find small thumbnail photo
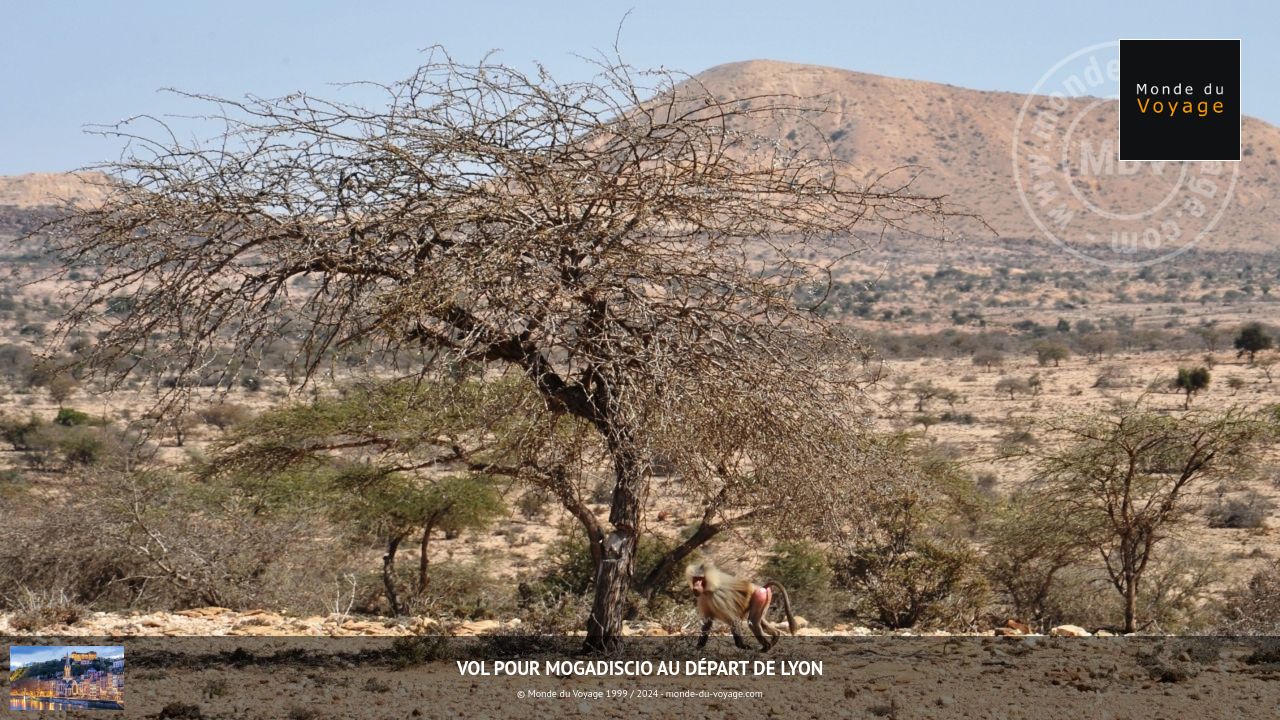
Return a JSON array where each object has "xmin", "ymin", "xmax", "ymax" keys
[{"xmin": 9, "ymin": 646, "xmax": 124, "ymax": 712}]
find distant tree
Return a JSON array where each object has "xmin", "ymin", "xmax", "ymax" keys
[
  {"xmin": 911, "ymin": 381, "xmax": 960, "ymax": 412},
  {"xmin": 1056, "ymin": 318, "xmax": 1071, "ymax": 333},
  {"xmin": 1234, "ymin": 322, "xmax": 1274, "ymax": 364},
  {"xmin": 168, "ymin": 412, "xmax": 199, "ymax": 448},
  {"xmin": 912, "ymin": 413, "xmax": 939, "ymax": 434},
  {"xmin": 971, "ymin": 349, "xmax": 1004, "ymax": 372},
  {"xmin": 1077, "ymin": 332, "xmax": 1117, "ymax": 362},
  {"xmin": 1191, "ymin": 324, "xmax": 1223, "ymax": 352},
  {"xmin": 1034, "ymin": 404, "xmax": 1272, "ymax": 632},
  {"xmin": 325, "ymin": 466, "xmax": 502, "ymax": 614},
  {"xmin": 994, "ymin": 375, "xmax": 1031, "ymax": 400},
  {"xmin": 46, "ymin": 374, "xmax": 77, "ymax": 408},
  {"xmin": 1255, "ymin": 355, "xmax": 1276, "ymax": 384},
  {"xmin": 1032, "ymin": 340, "xmax": 1070, "ymax": 367},
  {"xmin": 0, "ymin": 344, "xmax": 35, "ymax": 386},
  {"xmin": 1227, "ymin": 376, "xmax": 1247, "ymax": 395},
  {"xmin": 411, "ymin": 474, "xmax": 505, "ymax": 594},
  {"xmin": 1175, "ymin": 366, "xmax": 1211, "ymax": 409}
]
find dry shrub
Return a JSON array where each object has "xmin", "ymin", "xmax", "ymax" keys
[
  {"xmin": 407, "ymin": 560, "xmax": 514, "ymax": 621},
  {"xmin": 0, "ymin": 468, "xmax": 355, "ymax": 614},
  {"xmin": 1035, "ymin": 547, "xmax": 1216, "ymax": 632},
  {"xmin": 1216, "ymin": 561, "xmax": 1280, "ymax": 635},
  {"xmin": 8, "ymin": 588, "xmax": 83, "ymax": 631},
  {"xmin": 1205, "ymin": 490, "xmax": 1274, "ymax": 529},
  {"xmin": 831, "ymin": 455, "xmax": 989, "ymax": 630},
  {"xmin": 196, "ymin": 403, "xmax": 252, "ymax": 430}
]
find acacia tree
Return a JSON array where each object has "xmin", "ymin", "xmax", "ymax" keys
[
  {"xmin": 48, "ymin": 51, "xmax": 961, "ymax": 648},
  {"xmin": 1033, "ymin": 404, "xmax": 1271, "ymax": 633},
  {"xmin": 1174, "ymin": 366, "xmax": 1210, "ymax": 409},
  {"xmin": 1234, "ymin": 322, "xmax": 1273, "ymax": 364},
  {"xmin": 324, "ymin": 466, "xmax": 502, "ymax": 615}
]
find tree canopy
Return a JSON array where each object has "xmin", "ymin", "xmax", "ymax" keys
[
  {"xmin": 47, "ymin": 50, "xmax": 967, "ymax": 648},
  {"xmin": 1032, "ymin": 404, "xmax": 1273, "ymax": 632}
]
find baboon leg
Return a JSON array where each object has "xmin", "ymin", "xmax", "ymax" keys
[
  {"xmin": 696, "ymin": 618, "xmax": 713, "ymax": 649},
  {"xmin": 749, "ymin": 619, "xmax": 774, "ymax": 651},
  {"xmin": 763, "ymin": 618, "xmax": 783, "ymax": 649},
  {"xmin": 747, "ymin": 588, "xmax": 777, "ymax": 650},
  {"xmin": 731, "ymin": 622, "xmax": 748, "ymax": 650}
]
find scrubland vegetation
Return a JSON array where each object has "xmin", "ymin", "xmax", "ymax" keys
[{"xmin": 2, "ymin": 226, "xmax": 1278, "ymax": 638}]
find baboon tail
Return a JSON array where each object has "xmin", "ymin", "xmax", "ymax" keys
[{"xmin": 765, "ymin": 581, "xmax": 797, "ymax": 635}]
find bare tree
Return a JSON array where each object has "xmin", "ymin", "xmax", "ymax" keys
[
  {"xmin": 47, "ymin": 50, "xmax": 963, "ymax": 648},
  {"xmin": 1033, "ymin": 403, "xmax": 1272, "ymax": 633},
  {"xmin": 1255, "ymin": 354, "xmax": 1275, "ymax": 383}
]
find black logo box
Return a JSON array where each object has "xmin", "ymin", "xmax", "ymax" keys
[{"xmin": 1120, "ymin": 39, "xmax": 1241, "ymax": 161}]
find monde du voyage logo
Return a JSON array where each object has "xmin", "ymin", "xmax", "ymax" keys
[
  {"xmin": 1012, "ymin": 39, "xmax": 1242, "ymax": 268},
  {"xmin": 1120, "ymin": 39, "xmax": 1241, "ymax": 161}
]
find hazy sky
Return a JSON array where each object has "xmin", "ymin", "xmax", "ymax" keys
[
  {"xmin": 10, "ymin": 646, "xmax": 125, "ymax": 669},
  {"xmin": 2, "ymin": 0, "xmax": 1274, "ymax": 173}
]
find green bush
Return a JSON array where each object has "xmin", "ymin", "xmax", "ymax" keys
[
  {"xmin": 388, "ymin": 636, "xmax": 451, "ymax": 668},
  {"xmin": 763, "ymin": 541, "xmax": 832, "ymax": 593},
  {"xmin": 761, "ymin": 541, "xmax": 836, "ymax": 625},
  {"xmin": 837, "ymin": 537, "xmax": 985, "ymax": 629},
  {"xmin": 634, "ymin": 533, "xmax": 683, "ymax": 599},
  {"xmin": 57, "ymin": 427, "xmax": 113, "ymax": 466},
  {"xmin": 832, "ymin": 442, "xmax": 989, "ymax": 629},
  {"xmin": 539, "ymin": 528, "xmax": 597, "ymax": 597},
  {"xmin": 55, "ymin": 407, "xmax": 103, "ymax": 427}
]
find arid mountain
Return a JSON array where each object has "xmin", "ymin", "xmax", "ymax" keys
[
  {"xmin": 6, "ymin": 61, "xmax": 1280, "ymax": 254},
  {"xmin": 690, "ymin": 60, "xmax": 1280, "ymax": 254},
  {"xmin": 0, "ymin": 172, "xmax": 111, "ymax": 209}
]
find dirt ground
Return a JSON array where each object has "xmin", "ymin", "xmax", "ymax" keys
[{"xmin": 5, "ymin": 636, "xmax": 1279, "ymax": 719}]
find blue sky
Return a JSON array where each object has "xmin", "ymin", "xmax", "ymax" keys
[
  {"xmin": 10, "ymin": 646, "xmax": 125, "ymax": 669},
  {"xmin": 1, "ymin": 0, "xmax": 1274, "ymax": 173}
]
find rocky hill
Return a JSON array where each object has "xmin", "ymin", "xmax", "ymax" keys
[
  {"xmin": 690, "ymin": 60, "xmax": 1280, "ymax": 253},
  {"xmin": 7, "ymin": 61, "xmax": 1280, "ymax": 254},
  {"xmin": 0, "ymin": 172, "xmax": 111, "ymax": 209}
]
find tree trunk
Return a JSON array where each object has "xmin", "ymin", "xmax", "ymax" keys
[
  {"xmin": 1123, "ymin": 578, "xmax": 1138, "ymax": 634},
  {"xmin": 584, "ymin": 441, "xmax": 644, "ymax": 651},
  {"xmin": 383, "ymin": 533, "xmax": 405, "ymax": 616},
  {"xmin": 418, "ymin": 521, "xmax": 435, "ymax": 595}
]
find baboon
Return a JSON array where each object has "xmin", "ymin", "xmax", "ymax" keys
[{"xmin": 686, "ymin": 560, "xmax": 797, "ymax": 651}]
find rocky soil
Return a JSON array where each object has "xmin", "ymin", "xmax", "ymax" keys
[{"xmin": 0, "ymin": 608, "xmax": 1118, "ymax": 639}]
